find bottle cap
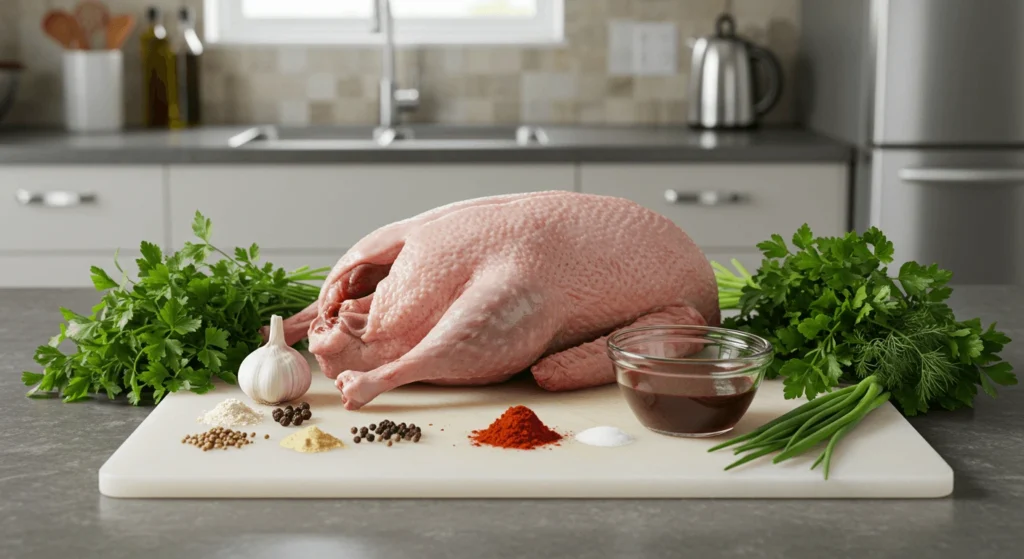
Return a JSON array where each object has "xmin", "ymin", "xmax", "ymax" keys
[
  {"xmin": 179, "ymin": 7, "xmax": 194, "ymax": 23},
  {"xmin": 147, "ymin": 7, "xmax": 161, "ymax": 22}
]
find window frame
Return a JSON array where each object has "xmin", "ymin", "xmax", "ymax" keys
[{"xmin": 204, "ymin": 0, "xmax": 565, "ymax": 46}]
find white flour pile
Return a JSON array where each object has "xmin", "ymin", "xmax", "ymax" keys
[
  {"xmin": 197, "ymin": 398, "xmax": 264, "ymax": 427},
  {"xmin": 574, "ymin": 426, "xmax": 634, "ymax": 447}
]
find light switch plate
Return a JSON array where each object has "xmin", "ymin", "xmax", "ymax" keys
[
  {"xmin": 633, "ymin": 22, "xmax": 678, "ymax": 76},
  {"xmin": 607, "ymin": 20, "xmax": 635, "ymax": 76},
  {"xmin": 607, "ymin": 20, "xmax": 679, "ymax": 76}
]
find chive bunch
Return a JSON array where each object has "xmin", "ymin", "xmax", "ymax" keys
[{"xmin": 709, "ymin": 376, "xmax": 890, "ymax": 479}]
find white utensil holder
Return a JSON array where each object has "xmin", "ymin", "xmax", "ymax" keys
[{"xmin": 62, "ymin": 51, "xmax": 124, "ymax": 133}]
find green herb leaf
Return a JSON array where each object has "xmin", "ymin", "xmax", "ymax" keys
[
  {"xmin": 757, "ymin": 234, "xmax": 789, "ymax": 258},
  {"xmin": 24, "ymin": 214, "xmax": 328, "ymax": 405},
  {"xmin": 792, "ymin": 223, "xmax": 813, "ymax": 249},
  {"xmin": 157, "ymin": 299, "xmax": 202, "ymax": 335},
  {"xmin": 191, "ymin": 210, "xmax": 212, "ymax": 242},
  {"xmin": 21, "ymin": 371, "xmax": 45, "ymax": 386},
  {"xmin": 90, "ymin": 266, "xmax": 119, "ymax": 291},
  {"xmin": 139, "ymin": 241, "xmax": 163, "ymax": 269},
  {"xmin": 718, "ymin": 224, "xmax": 1016, "ymax": 413},
  {"xmin": 983, "ymin": 362, "xmax": 1017, "ymax": 386}
]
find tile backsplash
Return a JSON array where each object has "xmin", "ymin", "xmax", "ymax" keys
[{"xmin": 2, "ymin": 0, "xmax": 799, "ymax": 127}]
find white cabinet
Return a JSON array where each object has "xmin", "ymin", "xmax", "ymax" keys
[
  {"xmin": 0, "ymin": 166, "xmax": 164, "ymax": 287},
  {"xmin": 0, "ymin": 166, "xmax": 165, "ymax": 251},
  {"xmin": 167, "ymin": 164, "xmax": 576, "ymax": 251},
  {"xmin": 0, "ymin": 161, "xmax": 848, "ymax": 287},
  {"xmin": 580, "ymin": 163, "xmax": 848, "ymax": 268}
]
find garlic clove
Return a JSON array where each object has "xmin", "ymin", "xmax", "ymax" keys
[{"xmin": 238, "ymin": 315, "xmax": 312, "ymax": 406}]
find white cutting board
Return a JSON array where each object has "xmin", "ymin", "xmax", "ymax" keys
[{"xmin": 99, "ymin": 369, "xmax": 953, "ymax": 499}]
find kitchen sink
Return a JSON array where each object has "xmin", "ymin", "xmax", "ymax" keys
[{"xmin": 229, "ymin": 125, "xmax": 549, "ymax": 149}]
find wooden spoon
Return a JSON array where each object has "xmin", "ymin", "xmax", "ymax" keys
[
  {"xmin": 42, "ymin": 10, "xmax": 85, "ymax": 50},
  {"xmin": 74, "ymin": 0, "xmax": 110, "ymax": 50},
  {"xmin": 105, "ymin": 14, "xmax": 136, "ymax": 50}
]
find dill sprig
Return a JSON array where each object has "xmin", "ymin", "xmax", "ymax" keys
[{"xmin": 715, "ymin": 225, "xmax": 1015, "ymax": 416}]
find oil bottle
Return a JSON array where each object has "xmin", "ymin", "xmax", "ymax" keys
[
  {"xmin": 170, "ymin": 7, "xmax": 203, "ymax": 128},
  {"xmin": 140, "ymin": 7, "xmax": 174, "ymax": 127}
]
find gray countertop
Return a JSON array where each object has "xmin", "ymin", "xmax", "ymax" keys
[
  {"xmin": 0, "ymin": 126, "xmax": 851, "ymax": 164},
  {"xmin": 3, "ymin": 287, "xmax": 1022, "ymax": 559}
]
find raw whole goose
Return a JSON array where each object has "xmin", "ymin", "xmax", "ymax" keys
[{"xmin": 280, "ymin": 191, "xmax": 719, "ymax": 410}]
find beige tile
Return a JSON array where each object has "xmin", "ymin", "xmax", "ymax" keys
[
  {"xmin": 249, "ymin": 73, "xmax": 306, "ymax": 100},
  {"xmin": 309, "ymin": 101, "xmax": 336, "ymax": 124},
  {"xmin": 334, "ymin": 100, "xmax": 378, "ymax": 124},
  {"xmin": 633, "ymin": 75, "xmax": 688, "ymax": 101},
  {"xmin": 579, "ymin": 100, "xmax": 607, "ymax": 124},
  {"xmin": 278, "ymin": 100, "xmax": 310, "ymax": 126},
  {"xmin": 520, "ymin": 100, "xmax": 553, "ymax": 123},
  {"xmin": 306, "ymin": 73, "xmax": 337, "ymax": 101},
  {"xmin": 521, "ymin": 72, "xmax": 578, "ymax": 101},
  {"xmin": 521, "ymin": 50, "xmax": 543, "ymax": 71},
  {"xmin": 663, "ymin": 101, "xmax": 689, "ymax": 123},
  {"xmin": 493, "ymin": 101, "xmax": 521, "ymax": 123},
  {"xmin": 336, "ymin": 76, "xmax": 363, "ymax": 97},
  {"xmin": 604, "ymin": 98, "xmax": 637, "ymax": 124},
  {"xmin": 460, "ymin": 99, "xmax": 496, "ymax": 123},
  {"xmin": 551, "ymin": 100, "xmax": 581, "ymax": 123},
  {"xmin": 605, "ymin": 76, "xmax": 634, "ymax": 97},
  {"xmin": 487, "ymin": 75, "xmax": 521, "ymax": 101},
  {"xmin": 5, "ymin": 0, "xmax": 802, "ymax": 127},
  {"xmin": 634, "ymin": 101, "xmax": 663, "ymax": 124},
  {"xmin": 276, "ymin": 47, "xmax": 308, "ymax": 73}
]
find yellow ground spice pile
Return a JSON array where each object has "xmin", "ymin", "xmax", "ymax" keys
[{"xmin": 279, "ymin": 426, "xmax": 344, "ymax": 453}]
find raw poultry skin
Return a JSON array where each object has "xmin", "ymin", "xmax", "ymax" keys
[{"xmin": 281, "ymin": 191, "xmax": 719, "ymax": 410}]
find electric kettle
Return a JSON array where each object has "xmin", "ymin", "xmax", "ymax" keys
[{"xmin": 687, "ymin": 14, "xmax": 782, "ymax": 129}]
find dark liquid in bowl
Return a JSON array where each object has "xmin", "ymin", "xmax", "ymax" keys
[{"xmin": 620, "ymin": 377, "xmax": 757, "ymax": 435}]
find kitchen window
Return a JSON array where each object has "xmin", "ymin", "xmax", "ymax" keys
[{"xmin": 206, "ymin": 0, "xmax": 564, "ymax": 45}]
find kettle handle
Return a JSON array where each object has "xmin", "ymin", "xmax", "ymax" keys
[
  {"xmin": 749, "ymin": 44, "xmax": 783, "ymax": 116},
  {"xmin": 715, "ymin": 14, "xmax": 737, "ymax": 37}
]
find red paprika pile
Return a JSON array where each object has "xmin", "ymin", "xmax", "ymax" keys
[{"xmin": 470, "ymin": 405, "xmax": 563, "ymax": 449}]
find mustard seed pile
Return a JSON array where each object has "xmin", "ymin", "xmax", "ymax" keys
[{"xmin": 183, "ymin": 427, "xmax": 264, "ymax": 451}]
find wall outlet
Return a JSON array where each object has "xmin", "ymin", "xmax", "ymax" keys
[
  {"xmin": 607, "ymin": 21, "xmax": 678, "ymax": 76},
  {"xmin": 633, "ymin": 22, "xmax": 678, "ymax": 76}
]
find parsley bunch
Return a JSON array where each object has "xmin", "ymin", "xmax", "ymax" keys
[
  {"xmin": 22, "ymin": 212, "xmax": 329, "ymax": 405},
  {"xmin": 715, "ymin": 225, "xmax": 1015, "ymax": 415}
]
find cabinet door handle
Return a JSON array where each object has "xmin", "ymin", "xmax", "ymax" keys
[
  {"xmin": 664, "ymin": 190, "xmax": 747, "ymax": 206},
  {"xmin": 898, "ymin": 168, "xmax": 1024, "ymax": 184},
  {"xmin": 15, "ymin": 189, "xmax": 97, "ymax": 207}
]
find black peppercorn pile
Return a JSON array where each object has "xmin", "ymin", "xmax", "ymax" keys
[
  {"xmin": 351, "ymin": 419, "xmax": 423, "ymax": 446},
  {"xmin": 182, "ymin": 427, "xmax": 264, "ymax": 451},
  {"xmin": 272, "ymin": 402, "xmax": 312, "ymax": 427}
]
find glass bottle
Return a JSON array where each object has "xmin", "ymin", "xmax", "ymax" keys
[
  {"xmin": 170, "ymin": 7, "xmax": 203, "ymax": 128},
  {"xmin": 140, "ymin": 7, "xmax": 174, "ymax": 128}
]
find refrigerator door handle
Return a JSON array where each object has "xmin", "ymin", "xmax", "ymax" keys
[{"xmin": 898, "ymin": 168, "xmax": 1024, "ymax": 184}]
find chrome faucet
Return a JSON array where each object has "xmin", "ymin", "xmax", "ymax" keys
[{"xmin": 371, "ymin": 0, "xmax": 419, "ymax": 144}]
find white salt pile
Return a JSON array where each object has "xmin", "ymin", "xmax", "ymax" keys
[{"xmin": 574, "ymin": 426, "xmax": 634, "ymax": 447}]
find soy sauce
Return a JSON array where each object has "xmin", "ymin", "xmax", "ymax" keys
[{"xmin": 620, "ymin": 377, "xmax": 757, "ymax": 436}]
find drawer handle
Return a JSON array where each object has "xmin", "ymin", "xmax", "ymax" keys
[
  {"xmin": 899, "ymin": 168, "xmax": 1024, "ymax": 184},
  {"xmin": 15, "ymin": 189, "xmax": 97, "ymax": 208},
  {"xmin": 664, "ymin": 190, "xmax": 747, "ymax": 206}
]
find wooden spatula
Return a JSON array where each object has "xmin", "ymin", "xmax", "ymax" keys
[
  {"xmin": 74, "ymin": 0, "xmax": 110, "ymax": 50},
  {"xmin": 42, "ymin": 10, "xmax": 85, "ymax": 50},
  {"xmin": 105, "ymin": 14, "xmax": 136, "ymax": 50}
]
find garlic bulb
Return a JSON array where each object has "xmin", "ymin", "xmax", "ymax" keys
[{"xmin": 238, "ymin": 315, "xmax": 311, "ymax": 405}]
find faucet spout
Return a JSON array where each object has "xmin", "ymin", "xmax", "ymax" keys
[{"xmin": 372, "ymin": 0, "xmax": 418, "ymax": 137}]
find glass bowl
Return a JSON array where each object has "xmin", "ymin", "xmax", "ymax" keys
[{"xmin": 607, "ymin": 325, "xmax": 773, "ymax": 438}]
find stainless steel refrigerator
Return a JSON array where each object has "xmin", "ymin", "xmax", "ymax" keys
[{"xmin": 800, "ymin": 0, "xmax": 1024, "ymax": 284}]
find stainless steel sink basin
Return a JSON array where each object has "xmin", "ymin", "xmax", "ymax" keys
[{"xmin": 229, "ymin": 125, "xmax": 549, "ymax": 149}]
